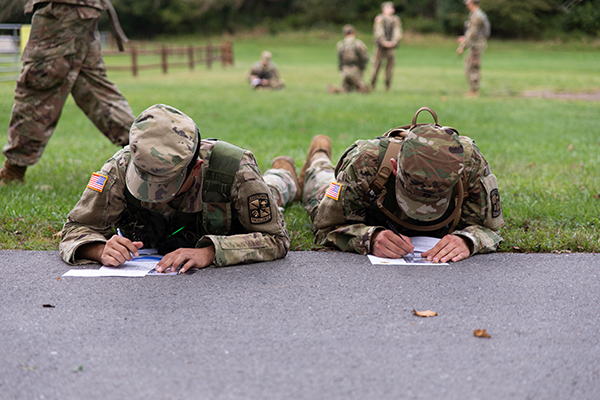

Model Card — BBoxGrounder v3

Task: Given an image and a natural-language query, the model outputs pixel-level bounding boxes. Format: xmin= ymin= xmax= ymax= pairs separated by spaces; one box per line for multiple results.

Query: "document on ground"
xmin=63 ymin=252 xmax=181 ymax=277
xmin=367 ymin=236 xmax=449 ymax=266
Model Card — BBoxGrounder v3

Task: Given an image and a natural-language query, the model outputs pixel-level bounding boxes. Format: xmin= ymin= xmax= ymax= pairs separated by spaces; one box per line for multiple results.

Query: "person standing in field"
xmin=247 ymin=51 xmax=285 ymax=90
xmin=329 ymin=24 xmax=370 ymax=94
xmin=0 ymin=0 xmax=135 ymax=186
xmin=456 ymin=0 xmax=491 ymax=97
xmin=370 ymin=1 xmax=403 ymax=92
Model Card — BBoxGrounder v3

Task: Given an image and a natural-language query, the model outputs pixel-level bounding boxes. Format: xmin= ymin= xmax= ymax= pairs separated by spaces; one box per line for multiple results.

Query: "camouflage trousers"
xmin=370 ymin=46 xmax=395 ymax=88
xmin=465 ymin=45 xmax=484 ymax=92
xmin=340 ymin=65 xmax=368 ymax=93
xmin=263 ymin=168 xmax=298 ymax=208
xmin=3 ymin=2 xmax=135 ymax=167
xmin=264 ymin=153 xmax=334 ymax=221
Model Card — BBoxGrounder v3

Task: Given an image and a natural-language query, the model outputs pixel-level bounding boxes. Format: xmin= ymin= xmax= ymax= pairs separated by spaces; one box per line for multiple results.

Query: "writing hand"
xmin=372 ymin=230 xmax=414 ymax=259
xmin=100 ymin=235 xmax=143 ymax=267
xmin=155 ymin=246 xmax=216 ymax=274
xmin=421 ymin=234 xmax=470 ymax=263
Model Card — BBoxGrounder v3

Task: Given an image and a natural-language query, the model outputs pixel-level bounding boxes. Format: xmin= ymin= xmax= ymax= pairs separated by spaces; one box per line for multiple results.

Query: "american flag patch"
xmin=87 ymin=173 xmax=108 ymax=192
xmin=325 ymin=182 xmax=342 ymax=201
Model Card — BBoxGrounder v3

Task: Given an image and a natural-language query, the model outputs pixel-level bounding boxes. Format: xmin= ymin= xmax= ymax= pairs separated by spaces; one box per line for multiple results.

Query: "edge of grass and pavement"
xmin=0 ymin=32 xmax=599 ymax=253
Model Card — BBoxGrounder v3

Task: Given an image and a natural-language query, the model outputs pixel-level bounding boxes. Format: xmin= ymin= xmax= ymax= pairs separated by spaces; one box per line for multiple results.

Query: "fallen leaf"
xmin=413 ymin=309 xmax=438 ymax=317
xmin=473 ymin=329 xmax=491 ymax=338
xmin=568 ymin=144 xmax=574 ymax=151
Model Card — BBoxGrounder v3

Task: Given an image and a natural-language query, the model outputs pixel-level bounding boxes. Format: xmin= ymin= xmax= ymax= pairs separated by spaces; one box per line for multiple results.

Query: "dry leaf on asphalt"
xmin=413 ymin=309 xmax=438 ymax=317
xmin=473 ymin=329 xmax=491 ymax=338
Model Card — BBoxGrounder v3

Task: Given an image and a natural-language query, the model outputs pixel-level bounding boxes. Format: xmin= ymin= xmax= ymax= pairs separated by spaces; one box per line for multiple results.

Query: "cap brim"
xmin=395 ymin=176 xmax=454 ymax=222
xmin=125 ymin=160 xmax=186 ymax=203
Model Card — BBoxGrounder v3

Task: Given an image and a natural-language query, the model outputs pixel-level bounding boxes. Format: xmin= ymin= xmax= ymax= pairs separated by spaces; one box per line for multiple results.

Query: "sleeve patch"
xmin=490 ymin=188 xmax=501 ymax=218
xmin=325 ymin=182 xmax=342 ymax=201
xmin=248 ymin=193 xmax=272 ymax=224
xmin=87 ymin=173 xmax=108 ymax=193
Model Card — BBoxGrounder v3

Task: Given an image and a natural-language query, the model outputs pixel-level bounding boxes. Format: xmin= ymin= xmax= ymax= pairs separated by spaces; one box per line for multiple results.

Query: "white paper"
xmin=62 ymin=252 xmax=176 ymax=277
xmin=367 ymin=236 xmax=449 ymax=266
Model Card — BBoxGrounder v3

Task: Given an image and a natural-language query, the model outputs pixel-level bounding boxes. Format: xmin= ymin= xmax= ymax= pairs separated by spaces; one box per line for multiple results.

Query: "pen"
xmin=167 ymin=226 xmax=185 ymax=238
xmin=386 ymin=221 xmax=415 ymax=261
xmin=116 ymin=228 xmax=134 ymax=259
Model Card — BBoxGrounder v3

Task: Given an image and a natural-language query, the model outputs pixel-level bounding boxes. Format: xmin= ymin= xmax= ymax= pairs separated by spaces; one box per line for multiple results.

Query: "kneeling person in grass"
xmin=59 ymin=104 xmax=291 ymax=273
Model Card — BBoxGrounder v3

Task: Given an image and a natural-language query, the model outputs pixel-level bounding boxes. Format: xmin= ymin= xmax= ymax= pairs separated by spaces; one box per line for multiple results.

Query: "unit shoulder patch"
xmin=87 ymin=173 xmax=108 ymax=193
xmin=490 ymin=188 xmax=501 ymax=218
xmin=248 ymin=193 xmax=272 ymax=224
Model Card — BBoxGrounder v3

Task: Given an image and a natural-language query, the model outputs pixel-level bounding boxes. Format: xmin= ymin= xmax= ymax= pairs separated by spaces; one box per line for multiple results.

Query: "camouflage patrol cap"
xmin=464 ymin=0 xmax=480 ymax=4
xmin=343 ymin=24 xmax=355 ymax=35
xmin=395 ymin=126 xmax=464 ymax=222
xmin=381 ymin=1 xmax=394 ymax=9
xmin=126 ymin=104 xmax=200 ymax=203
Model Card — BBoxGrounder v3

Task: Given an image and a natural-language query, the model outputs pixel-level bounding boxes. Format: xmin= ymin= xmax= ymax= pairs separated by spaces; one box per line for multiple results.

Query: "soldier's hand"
xmin=155 ymin=246 xmax=216 ymax=274
xmin=100 ymin=235 xmax=143 ymax=267
xmin=422 ymin=234 xmax=470 ymax=263
xmin=371 ymin=230 xmax=414 ymax=259
xmin=457 ymin=47 xmax=464 ymax=55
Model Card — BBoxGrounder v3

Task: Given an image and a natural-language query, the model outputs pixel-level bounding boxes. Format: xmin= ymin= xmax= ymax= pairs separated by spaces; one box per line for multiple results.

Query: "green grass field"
xmin=1 ymin=31 xmax=599 ymax=253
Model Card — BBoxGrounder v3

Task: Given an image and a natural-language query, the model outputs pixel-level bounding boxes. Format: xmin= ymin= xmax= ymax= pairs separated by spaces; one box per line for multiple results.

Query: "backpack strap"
xmin=367 ymin=106 xmax=466 ymax=233
xmin=202 ymin=140 xmax=245 ymax=234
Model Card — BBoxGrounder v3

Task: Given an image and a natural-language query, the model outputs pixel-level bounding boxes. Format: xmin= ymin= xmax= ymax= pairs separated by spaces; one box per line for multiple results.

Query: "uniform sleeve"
xmin=452 ymin=138 xmax=504 ymax=254
xmin=461 ymin=12 xmax=483 ymax=50
xmin=391 ymin=16 xmax=403 ymax=45
xmin=357 ymin=40 xmax=370 ymax=70
xmin=311 ymin=142 xmax=382 ymax=255
xmin=59 ymin=157 xmax=128 ymax=265
xmin=373 ymin=15 xmax=385 ymax=45
xmin=198 ymin=151 xmax=290 ymax=267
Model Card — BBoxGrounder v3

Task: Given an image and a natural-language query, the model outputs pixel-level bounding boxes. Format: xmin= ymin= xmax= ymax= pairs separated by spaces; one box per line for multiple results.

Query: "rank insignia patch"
xmin=490 ymin=188 xmax=502 ymax=218
xmin=325 ymin=182 xmax=342 ymax=201
xmin=87 ymin=173 xmax=108 ymax=193
xmin=248 ymin=193 xmax=272 ymax=224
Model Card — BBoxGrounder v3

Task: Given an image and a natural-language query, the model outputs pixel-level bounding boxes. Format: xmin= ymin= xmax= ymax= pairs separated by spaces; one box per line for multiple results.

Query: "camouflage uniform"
xmin=459 ymin=6 xmax=490 ymax=92
xmin=247 ymin=56 xmax=285 ymax=90
xmin=3 ymin=0 xmax=134 ymax=167
xmin=60 ymin=104 xmax=289 ymax=267
xmin=370 ymin=9 xmax=402 ymax=90
xmin=278 ymin=123 xmax=503 ymax=257
xmin=336 ymin=35 xmax=370 ymax=93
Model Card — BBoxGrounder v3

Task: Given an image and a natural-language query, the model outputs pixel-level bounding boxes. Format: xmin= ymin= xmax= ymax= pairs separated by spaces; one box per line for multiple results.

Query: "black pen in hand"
xmin=386 ymin=221 xmax=415 ymax=261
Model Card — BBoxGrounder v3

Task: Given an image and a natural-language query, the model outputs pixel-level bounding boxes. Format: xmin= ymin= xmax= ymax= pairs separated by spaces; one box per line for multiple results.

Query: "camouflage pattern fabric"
xmin=247 ymin=60 xmax=285 ymax=89
xmin=263 ymin=168 xmax=298 ymax=207
xmin=309 ymin=137 xmax=503 ymax=256
xmin=336 ymin=37 xmax=369 ymax=92
xmin=3 ymin=1 xmax=134 ymax=167
xmin=126 ymin=104 xmax=199 ymax=203
xmin=59 ymin=140 xmax=290 ymax=267
xmin=26 ymin=1 xmax=106 ymax=14
xmin=459 ymin=7 xmax=489 ymax=92
xmin=371 ymin=13 xmax=402 ymax=88
xmin=395 ymin=126 xmax=465 ymax=221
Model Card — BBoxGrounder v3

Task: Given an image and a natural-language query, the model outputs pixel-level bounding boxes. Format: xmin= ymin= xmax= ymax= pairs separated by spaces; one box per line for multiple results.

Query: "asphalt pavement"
xmin=1 ymin=250 xmax=599 ymax=400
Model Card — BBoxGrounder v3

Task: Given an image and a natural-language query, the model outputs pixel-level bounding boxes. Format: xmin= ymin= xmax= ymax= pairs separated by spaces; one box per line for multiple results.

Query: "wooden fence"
xmin=103 ymin=40 xmax=234 ymax=77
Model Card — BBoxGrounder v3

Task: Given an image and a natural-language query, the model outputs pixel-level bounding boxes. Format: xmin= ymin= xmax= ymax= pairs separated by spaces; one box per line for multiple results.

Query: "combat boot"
xmin=0 ymin=160 xmax=26 ymax=186
xmin=272 ymin=156 xmax=301 ymax=202
xmin=299 ymin=135 xmax=332 ymax=192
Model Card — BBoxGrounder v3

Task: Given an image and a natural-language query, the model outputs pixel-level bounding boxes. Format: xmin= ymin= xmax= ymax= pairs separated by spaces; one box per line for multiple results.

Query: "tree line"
xmin=1 ymin=0 xmax=598 ymax=39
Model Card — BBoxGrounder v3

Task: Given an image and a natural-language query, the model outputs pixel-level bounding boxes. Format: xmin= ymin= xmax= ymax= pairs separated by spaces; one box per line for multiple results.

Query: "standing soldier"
xmin=370 ymin=2 xmax=403 ymax=91
xmin=457 ymin=0 xmax=491 ymax=97
xmin=329 ymin=24 xmax=370 ymax=94
xmin=247 ymin=51 xmax=285 ymax=90
xmin=0 ymin=0 xmax=135 ymax=186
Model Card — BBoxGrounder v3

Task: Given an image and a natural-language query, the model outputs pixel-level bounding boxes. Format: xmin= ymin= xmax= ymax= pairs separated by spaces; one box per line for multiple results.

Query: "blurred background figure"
xmin=247 ymin=50 xmax=285 ymax=90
